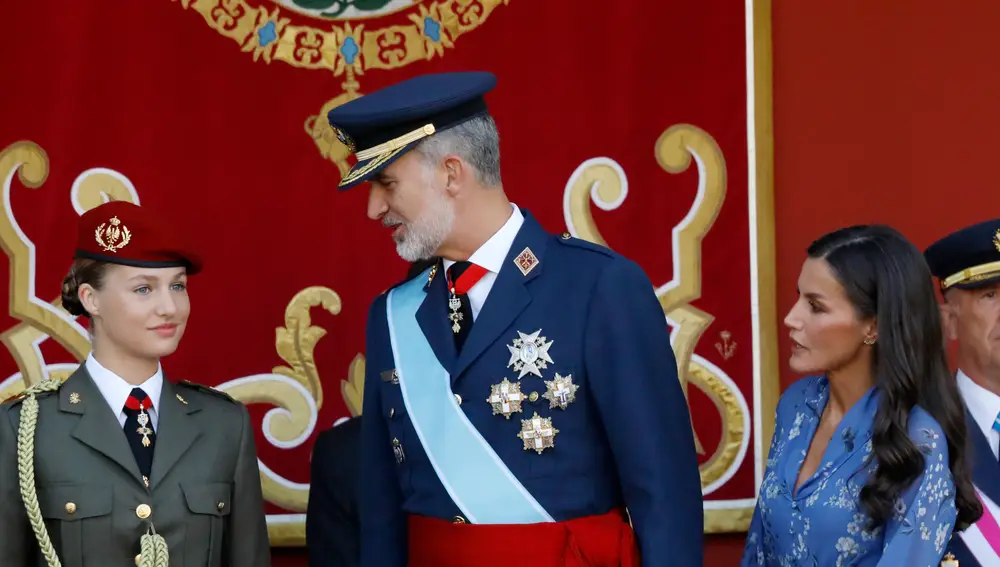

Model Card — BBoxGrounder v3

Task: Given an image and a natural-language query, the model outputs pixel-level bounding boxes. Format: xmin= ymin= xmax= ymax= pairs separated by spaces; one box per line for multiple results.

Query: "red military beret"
xmin=74 ymin=201 xmax=203 ymax=275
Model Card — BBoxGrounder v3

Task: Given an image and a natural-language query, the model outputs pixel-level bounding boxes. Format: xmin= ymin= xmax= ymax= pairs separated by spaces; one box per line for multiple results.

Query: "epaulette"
xmin=0 ymin=392 xmax=25 ymax=406
xmin=382 ymin=262 xmax=438 ymax=295
xmin=176 ymin=380 xmax=239 ymax=404
xmin=554 ymin=232 xmax=615 ymax=257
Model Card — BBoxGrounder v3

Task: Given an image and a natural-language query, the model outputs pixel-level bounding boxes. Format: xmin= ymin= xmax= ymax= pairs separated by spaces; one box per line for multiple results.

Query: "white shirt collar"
xmin=85 ymin=353 xmax=164 ymax=414
xmin=957 ymin=368 xmax=1000 ymax=439
xmin=443 ymin=203 xmax=523 ymax=275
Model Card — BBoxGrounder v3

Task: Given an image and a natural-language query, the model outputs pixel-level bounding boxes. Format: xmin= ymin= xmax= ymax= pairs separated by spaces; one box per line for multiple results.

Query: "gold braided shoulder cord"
xmin=16 ymin=379 xmax=169 ymax=567
xmin=17 ymin=379 xmax=64 ymax=567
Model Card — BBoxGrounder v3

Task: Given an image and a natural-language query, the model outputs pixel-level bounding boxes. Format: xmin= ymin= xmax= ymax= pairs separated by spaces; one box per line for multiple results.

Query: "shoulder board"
xmin=1 ymin=392 xmax=26 ymax=406
xmin=176 ymin=381 xmax=239 ymax=404
xmin=384 ymin=262 xmax=438 ymax=294
xmin=1 ymin=383 xmax=61 ymax=406
xmin=554 ymin=232 xmax=615 ymax=257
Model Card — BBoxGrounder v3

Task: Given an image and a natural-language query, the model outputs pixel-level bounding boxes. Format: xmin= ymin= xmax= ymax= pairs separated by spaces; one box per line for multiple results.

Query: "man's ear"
xmin=442 ymin=155 xmax=466 ymax=195
xmin=940 ymin=296 xmax=960 ymax=342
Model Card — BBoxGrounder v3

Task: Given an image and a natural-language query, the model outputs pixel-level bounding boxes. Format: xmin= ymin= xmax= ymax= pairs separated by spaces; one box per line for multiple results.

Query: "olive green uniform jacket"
xmin=0 ymin=365 xmax=271 ymax=567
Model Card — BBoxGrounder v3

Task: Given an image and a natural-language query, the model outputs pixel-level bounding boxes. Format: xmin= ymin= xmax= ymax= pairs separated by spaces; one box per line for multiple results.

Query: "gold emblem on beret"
xmin=95 ymin=216 xmax=132 ymax=253
xmin=993 ymin=228 xmax=1000 ymax=253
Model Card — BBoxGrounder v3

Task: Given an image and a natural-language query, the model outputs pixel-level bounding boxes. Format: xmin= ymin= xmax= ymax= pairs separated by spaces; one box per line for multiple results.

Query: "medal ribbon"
xmin=446 ymin=262 xmax=489 ymax=295
xmin=125 ymin=393 xmax=153 ymax=411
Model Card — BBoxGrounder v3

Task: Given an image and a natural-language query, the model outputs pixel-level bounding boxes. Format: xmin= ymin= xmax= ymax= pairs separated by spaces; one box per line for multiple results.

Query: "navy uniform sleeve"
xmin=307 ymin=428 xmax=359 ymax=567
xmin=584 ymin=257 xmax=704 ymax=565
xmin=359 ymin=296 xmax=408 ymax=567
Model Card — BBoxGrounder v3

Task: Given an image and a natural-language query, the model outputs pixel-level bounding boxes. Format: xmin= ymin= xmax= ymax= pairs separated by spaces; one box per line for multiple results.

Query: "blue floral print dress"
xmin=740 ymin=376 xmax=957 ymax=567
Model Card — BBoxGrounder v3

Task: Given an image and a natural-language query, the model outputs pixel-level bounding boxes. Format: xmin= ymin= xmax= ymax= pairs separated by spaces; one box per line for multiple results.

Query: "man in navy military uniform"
xmin=925 ymin=219 xmax=1000 ymax=567
xmin=327 ymin=71 xmax=703 ymax=567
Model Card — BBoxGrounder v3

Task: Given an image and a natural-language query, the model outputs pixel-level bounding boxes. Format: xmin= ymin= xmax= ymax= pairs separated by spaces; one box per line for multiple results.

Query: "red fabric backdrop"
xmin=0 ymin=0 xmax=776 ymax=556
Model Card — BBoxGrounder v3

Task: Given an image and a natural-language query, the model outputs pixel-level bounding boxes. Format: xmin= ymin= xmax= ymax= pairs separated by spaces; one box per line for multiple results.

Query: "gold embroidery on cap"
xmin=993 ymin=228 xmax=1000 ymax=253
xmin=95 ymin=216 xmax=132 ymax=253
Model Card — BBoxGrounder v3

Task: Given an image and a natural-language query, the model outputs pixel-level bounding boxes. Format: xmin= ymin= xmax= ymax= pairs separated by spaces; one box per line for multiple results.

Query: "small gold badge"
xmin=94 ymin=216 xmax=132 ymax=253
xmin=176 ymin=394 xmax=187 ymax=405
xmin=69 ymin=392 xmax=81 ymax=404
xmin=517 ymin=412 xmax=559 ymax=455
xmin=427 ymin=264 xmax=438 ymax=286
xmin=940 ymin=552 xmax=959 ymax=567
xmin=332 ymin=126 xmax=356 ymax=153
xmin=506 ymin=329 xmax=554 ymax=379
xmin=487 ymin=378 xmax=525 ymax=419
xmin=513 ymin=247 xmax=539 ymax=276
xmin=543 ymin=373 xmax=579 ymax=410
xmin=143 ymin=475 xmax=150 ymax=489
xmin=993 ymin=229 xmax=1000 ymax=253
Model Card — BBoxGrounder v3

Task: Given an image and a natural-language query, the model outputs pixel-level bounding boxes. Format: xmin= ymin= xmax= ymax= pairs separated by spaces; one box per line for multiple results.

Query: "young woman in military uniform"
xmin=0 ymin=200 xmax=271 ymax=567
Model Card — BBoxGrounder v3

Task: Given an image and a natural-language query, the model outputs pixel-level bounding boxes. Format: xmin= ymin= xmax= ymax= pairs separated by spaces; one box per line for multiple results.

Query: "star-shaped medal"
xmin=542 ymin=373 xmax=579 ymax=410
xmin=487 ymin=378 xmax=525 ymax=419
xmin=506 ymin=329 xmax=554 ymax=379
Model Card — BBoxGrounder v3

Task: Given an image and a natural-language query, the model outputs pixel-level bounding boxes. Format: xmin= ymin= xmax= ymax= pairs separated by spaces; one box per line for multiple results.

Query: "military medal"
xmin=542 ymin=373 xmax=578 ymax=410
xmin=448 ymin=293 xmax=464 ymax=334
xmin=487 ymin=378 xmax=525 ymax=419
xmin=445 ymin=262 xmax=488 ymax=334
xmin=506 ymin=329 xmax=554 ymax=379
xmin=136 ymin=403 xmax=153 ymax=447
xmin=517 ymin=412 xmax=559 ymax=455
xmin=392 ymin=438 xmax=406 ymax=464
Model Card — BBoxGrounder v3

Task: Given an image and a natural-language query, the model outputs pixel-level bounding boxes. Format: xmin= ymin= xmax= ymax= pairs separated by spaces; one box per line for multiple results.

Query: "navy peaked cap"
xmin=924 ymin=218 xmax=1000 ymax=290
xmin=327 ymin=71 xmax=498 ymax=190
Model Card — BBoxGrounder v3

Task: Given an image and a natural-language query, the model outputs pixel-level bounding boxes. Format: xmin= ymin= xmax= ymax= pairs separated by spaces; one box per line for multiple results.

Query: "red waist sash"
xmin=407 ymin=509 xmax=640 ymax=567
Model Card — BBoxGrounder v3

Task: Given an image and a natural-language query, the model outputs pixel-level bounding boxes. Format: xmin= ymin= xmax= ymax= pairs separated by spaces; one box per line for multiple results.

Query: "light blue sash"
xmin=386 ymin=273 xmax=553 ymax=525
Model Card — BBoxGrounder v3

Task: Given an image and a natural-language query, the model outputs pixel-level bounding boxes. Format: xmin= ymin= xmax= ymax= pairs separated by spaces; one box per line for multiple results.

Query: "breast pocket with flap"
xmin=181 ymin=481 xmax=232 ymax=567
xmin=37 ymin=483 xmax=113 ymax=567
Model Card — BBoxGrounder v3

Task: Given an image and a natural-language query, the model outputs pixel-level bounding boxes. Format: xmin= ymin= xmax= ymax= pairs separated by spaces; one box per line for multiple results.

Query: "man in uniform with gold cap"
xmin=327 ymin=71 xmax=704 ymax=566
xmin=925 ymin=219 xmax=1000 ymax=567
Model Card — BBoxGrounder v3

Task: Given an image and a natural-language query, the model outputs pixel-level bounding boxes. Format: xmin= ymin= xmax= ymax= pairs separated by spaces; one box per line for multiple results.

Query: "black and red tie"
xmin=446 ymin=261 xmax=488 ymax=351
xmin=123 ymin=387 xmax=156 ymax=483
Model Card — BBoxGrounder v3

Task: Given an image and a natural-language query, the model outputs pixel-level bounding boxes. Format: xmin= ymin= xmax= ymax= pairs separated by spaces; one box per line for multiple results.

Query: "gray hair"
xmin=414 ymin=114 xmax=502 ymax=187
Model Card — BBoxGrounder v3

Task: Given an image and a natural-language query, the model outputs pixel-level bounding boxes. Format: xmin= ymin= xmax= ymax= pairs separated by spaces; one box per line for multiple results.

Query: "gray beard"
xmin=393 ymin=191 xmax=454 ymax=262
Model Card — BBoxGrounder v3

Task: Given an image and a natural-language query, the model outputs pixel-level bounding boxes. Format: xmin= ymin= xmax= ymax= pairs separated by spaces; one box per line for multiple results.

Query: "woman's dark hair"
xmin=60 ymin=259 xmax=111 ymax=317
xmin=807 ymin=225 xmax=981 ymax=531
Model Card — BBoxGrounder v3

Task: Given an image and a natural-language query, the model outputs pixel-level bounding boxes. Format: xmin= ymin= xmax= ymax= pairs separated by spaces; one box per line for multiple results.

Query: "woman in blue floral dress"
xmin=741 ymin=225 xmax=982 ymax=567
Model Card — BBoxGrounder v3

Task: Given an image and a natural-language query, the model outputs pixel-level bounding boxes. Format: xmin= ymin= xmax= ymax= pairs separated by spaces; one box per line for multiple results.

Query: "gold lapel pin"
xmin=176 ymin=394 xmax=187 ymax=405
xmin=69 ymin=392 xmax=81 ymax=404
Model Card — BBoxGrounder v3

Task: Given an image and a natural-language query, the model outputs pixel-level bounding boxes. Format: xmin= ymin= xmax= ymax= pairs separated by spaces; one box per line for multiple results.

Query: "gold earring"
xmin=863 ymin=337 xmax=876 ymax=346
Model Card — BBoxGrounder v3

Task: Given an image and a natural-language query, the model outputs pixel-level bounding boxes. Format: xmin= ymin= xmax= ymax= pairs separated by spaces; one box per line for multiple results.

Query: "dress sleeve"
xmin=739 ymin=383 xmax=797 ymax=567
xmin=875 ymin=426 xmax=957 ymax=567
